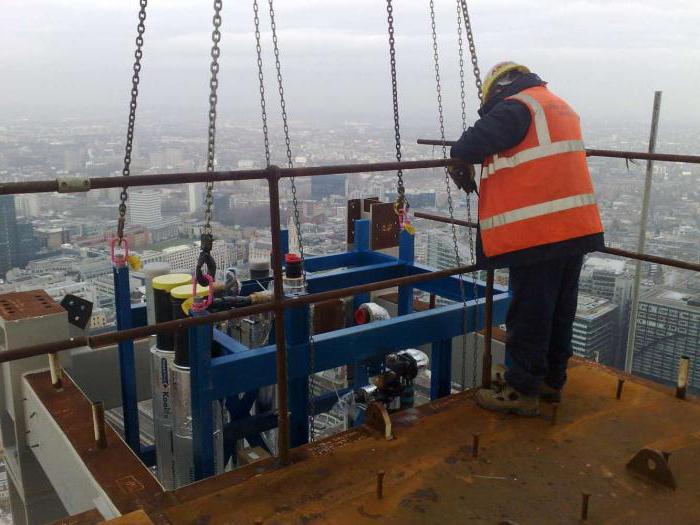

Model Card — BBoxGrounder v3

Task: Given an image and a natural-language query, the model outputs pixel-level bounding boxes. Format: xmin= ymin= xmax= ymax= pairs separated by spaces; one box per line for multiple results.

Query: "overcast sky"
xmin=2 ymin=0 xmax=699 ymax=132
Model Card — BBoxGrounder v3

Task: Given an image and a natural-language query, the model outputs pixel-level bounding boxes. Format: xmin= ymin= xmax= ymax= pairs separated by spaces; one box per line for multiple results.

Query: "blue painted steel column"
xmin=189 ymin=309 xmax=215 ymax=480
xmin=113 ymin=263 xmax=140 ymax=453
xmin=285 ymin=306 xmax=310 ymax=446
xmin=280 ymin=229 xmax=289 ymax=256
xmin=431 ymin=338 xmax=452 ymax=400
xmin=352 ymin=220 xmax=371 ymax=310
xmin=398 ymin=229 xmax=415 ymax=315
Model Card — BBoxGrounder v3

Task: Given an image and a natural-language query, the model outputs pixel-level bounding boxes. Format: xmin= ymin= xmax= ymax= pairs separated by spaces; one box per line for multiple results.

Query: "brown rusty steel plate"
xmin=0 ymin=290 xmax=65 ymax=321
xmin=370 ymin=201 xmax=399 ymax=250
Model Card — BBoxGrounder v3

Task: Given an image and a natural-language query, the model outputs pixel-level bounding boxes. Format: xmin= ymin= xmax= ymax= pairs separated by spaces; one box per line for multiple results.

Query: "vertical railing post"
xmin=190 ymin=308 xmax=214 ymax=480
xmin=268 ymin=166 xmax=290 ymax=465
xmin=625 ymin=91 xmax=662 ymax=373
xmin=397 ymin=229 xmax=414 ymax=315
xmin=113 ymin=261 xmax=140 ymax=453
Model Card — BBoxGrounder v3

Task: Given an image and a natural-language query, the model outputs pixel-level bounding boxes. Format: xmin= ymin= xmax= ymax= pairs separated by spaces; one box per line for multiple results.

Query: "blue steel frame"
xmin=117 ymin=219 xmax=509 ymax=478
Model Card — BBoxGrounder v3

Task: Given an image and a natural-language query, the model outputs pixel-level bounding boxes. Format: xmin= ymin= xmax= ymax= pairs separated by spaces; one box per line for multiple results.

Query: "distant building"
xmin=188 ymin=183 xmax=202 ymax=214
xmin=14 ymin=222 xmax=39 ymax=269
xmin=579 ymin=256 xmax=633 ymax=367
xmin=128 ymin=190 xmax=163 ymax=226
xmin=572 ymin=293 xmax=618 ymax=364
xmin=632 ymin=288 xmax=700 ymax=392
xmin=0 ymin=195 xmax=17 ymax=276
xmin=311 ymin=175 xmax=346 ymax=201
xmin=386 ymin=190 xmax=437 ymax=210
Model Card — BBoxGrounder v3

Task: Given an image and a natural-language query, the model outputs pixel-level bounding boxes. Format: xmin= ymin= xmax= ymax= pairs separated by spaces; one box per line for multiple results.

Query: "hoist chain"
xmin=456 ymin=1 xmax=467 ymax=132
xmin=459 ymin=0 xmax=483 ymax=102
xmin=459 ymin=0 xmax=484 ymax=388
xmin=385 ymin=0 xmax=407 ymax=213
xmin=197 ymin=0 xmax=223 ymax=286
xmin=117 ymin=0 xmax=147 ymax=245
xmin=253 ymin=0 xmax=271 ymax=167
xmin=429 ymin=0 xmax=470 ymax=391
xmin=266 ymin=0 xmax=318 ymax=442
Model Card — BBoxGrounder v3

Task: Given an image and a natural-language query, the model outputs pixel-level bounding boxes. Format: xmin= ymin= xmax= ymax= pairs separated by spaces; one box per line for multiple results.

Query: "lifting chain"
xmin=196 ymin=0 xmax=223 ymax=287
xmin=385 ymin=0 xmax=409 ymax=226
xmin=429 ymin=0 xmax=471 ymax=391
xmin=266 ymin=0 xmax=319 ymax=442
xmin=117 ymin=0 xmax=148 ymax=245
xmin=458 ymin=0 xmax=484 ymax=388
xmin=455 ymin=1 xmax=467 ymax=133
xmin=459 ymin=0 xmax=483 ymax=103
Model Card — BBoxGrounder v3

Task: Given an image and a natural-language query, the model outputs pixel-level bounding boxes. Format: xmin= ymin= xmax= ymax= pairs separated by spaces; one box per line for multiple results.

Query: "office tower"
xmin=0 ymin=196 xmax=18 ymax=277
xmin=632 ymin=287 xmax=700 ymax=391
xmin=128 ymin=190 xmax=163 ymax=226
xmin=572 ymin=293 xmax=619 ymax=365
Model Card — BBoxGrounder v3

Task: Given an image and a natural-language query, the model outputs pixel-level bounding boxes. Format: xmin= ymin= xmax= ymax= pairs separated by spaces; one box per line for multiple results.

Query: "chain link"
xmin=429 ymin=0 xmax=471 ymax=391
xmin=117 ymin=0 xmax=148 ymax=244
xmin=266 ymin=0 xmax=318 ymax=442
xmin=385 ymin=0 xmax=406 ymax=212
xmin=253 ymin=0 xmax=271 ymax=168
xmin=460 ymin=0 xmax=483 ymax=103
xmin=202 ymin=0 xmax=223 ymax=237
xmin=459 ymin=0 xmax=484 ymax=388
xmin=456 ymin=1 xmax=467 ymax=133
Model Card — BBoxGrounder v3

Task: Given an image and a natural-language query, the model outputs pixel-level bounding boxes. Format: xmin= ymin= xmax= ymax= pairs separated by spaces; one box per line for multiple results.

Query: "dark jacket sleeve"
xmin=450 ymin=100 xmax=531 ymax=164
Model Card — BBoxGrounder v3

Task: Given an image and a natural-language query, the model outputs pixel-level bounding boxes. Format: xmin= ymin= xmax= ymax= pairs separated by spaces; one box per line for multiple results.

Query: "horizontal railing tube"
xmin=416 ymin=138 xmax=700 ymax=165
xmin=0 ymin=159 xmax=463 ymax=197
xmin=412 ymin=211 xmax=700 ymax=273
xmin=0 ymin=263 xmax=479 ymax=364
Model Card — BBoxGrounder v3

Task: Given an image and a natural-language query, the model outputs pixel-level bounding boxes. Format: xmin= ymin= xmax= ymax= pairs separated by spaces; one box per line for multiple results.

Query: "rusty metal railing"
xmin=415 ymin=139 xmax=700 ymax=165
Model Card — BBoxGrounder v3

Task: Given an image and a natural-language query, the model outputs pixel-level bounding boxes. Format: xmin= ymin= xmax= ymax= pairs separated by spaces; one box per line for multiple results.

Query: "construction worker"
xmin=449 ymin=62 xmax=604 ymax=416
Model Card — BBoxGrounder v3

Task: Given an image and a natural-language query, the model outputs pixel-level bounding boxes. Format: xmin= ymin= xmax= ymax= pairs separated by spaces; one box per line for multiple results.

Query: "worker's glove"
xmin=448 ymin=163 xmax=477 ymax=194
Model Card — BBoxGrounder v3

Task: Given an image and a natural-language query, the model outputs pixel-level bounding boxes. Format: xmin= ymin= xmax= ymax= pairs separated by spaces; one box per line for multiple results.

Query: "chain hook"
xmin=191 ymin=273 xmax=214 ymax=312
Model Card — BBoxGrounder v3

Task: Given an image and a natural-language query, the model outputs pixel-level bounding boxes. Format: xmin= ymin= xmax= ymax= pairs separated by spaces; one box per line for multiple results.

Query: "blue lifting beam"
xmin=124 ymin=219 xmax=509 ymax=481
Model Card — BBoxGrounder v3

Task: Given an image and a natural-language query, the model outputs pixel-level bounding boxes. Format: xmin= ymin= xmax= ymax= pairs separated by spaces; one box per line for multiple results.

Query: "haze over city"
xmin=2 ymin=0 xmax=700 ymax=130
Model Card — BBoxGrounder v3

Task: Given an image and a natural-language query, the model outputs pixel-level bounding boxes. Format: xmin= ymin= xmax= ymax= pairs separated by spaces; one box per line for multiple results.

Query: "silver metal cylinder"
xmin=170 ymin=364 xmax=224 ymax=488
xmin=143 ymin=262 xmax=171 ymax=326
xmin=150 ymin=346 xmax=176 ymax=490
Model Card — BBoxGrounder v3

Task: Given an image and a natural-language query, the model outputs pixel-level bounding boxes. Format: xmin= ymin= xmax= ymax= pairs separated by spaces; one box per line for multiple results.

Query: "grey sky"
xmin=2 ymin=0 xmax=699 ymax=132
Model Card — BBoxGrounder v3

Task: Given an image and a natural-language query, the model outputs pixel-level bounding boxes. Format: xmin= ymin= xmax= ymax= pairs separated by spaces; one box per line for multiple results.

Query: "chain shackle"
xmin=117 ymin=0 xmax=148 ymax=245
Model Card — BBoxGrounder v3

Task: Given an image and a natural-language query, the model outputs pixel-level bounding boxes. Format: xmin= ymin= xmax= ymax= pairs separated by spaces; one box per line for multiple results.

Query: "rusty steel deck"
xmin=37 ymin=360 xmax=700 ymax=525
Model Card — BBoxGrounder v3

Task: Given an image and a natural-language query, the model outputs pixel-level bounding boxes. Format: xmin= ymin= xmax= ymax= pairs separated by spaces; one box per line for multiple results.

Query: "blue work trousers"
xmin=504 ymin=254 xmax=584 ymax=396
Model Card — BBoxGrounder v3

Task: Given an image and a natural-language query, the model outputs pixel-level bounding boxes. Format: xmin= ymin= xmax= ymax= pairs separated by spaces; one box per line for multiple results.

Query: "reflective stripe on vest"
xmin=480 ymin=192 xmax=597 ymax=231
xmin=483 ymin=139 xmax=585 ymax=178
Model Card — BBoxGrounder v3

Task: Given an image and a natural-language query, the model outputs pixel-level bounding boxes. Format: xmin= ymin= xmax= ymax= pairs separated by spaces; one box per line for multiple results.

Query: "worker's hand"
xmin=448 ymin=163 xmax=477 ymax=194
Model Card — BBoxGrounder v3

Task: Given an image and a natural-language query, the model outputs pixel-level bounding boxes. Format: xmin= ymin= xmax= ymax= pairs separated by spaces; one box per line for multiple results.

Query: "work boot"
xmin=539 ymin=383 xmax=562 ymax=403
xmin=475 ymin=384 xmax=540 ymax=416
xmin=491 ymin=364 xmax=507 ymax=390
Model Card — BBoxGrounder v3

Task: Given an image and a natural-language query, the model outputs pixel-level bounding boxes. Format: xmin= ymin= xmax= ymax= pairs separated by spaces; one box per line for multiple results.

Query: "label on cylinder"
xmin=151 ymin=346 xmax=176 ymax=490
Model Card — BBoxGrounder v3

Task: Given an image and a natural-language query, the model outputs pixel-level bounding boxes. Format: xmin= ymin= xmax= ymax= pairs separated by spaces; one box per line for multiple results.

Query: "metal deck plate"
xmin=146 ymin=361 xmax=700 ymax=524
xmin=38 ymin=360 xmax=700 ymax=524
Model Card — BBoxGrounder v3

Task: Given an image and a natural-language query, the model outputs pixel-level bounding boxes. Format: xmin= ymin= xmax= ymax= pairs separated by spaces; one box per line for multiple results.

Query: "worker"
xmin=448 ymin=62 xmax=604 ymax=416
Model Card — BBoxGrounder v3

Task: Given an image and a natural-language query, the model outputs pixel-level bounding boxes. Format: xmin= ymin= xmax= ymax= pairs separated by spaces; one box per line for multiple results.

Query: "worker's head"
xmin=482 ymin=61 xmax=530 ymax=105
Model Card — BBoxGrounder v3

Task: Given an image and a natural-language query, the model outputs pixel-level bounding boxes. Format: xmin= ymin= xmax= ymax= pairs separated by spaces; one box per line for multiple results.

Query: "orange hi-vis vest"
xmin=479 ymin=86 xmax=604 ymax=257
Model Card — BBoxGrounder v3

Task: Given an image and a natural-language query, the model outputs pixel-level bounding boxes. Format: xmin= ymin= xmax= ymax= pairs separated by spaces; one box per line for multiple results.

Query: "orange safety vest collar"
xmin=479 ymin=86 xmax=604 ymax=257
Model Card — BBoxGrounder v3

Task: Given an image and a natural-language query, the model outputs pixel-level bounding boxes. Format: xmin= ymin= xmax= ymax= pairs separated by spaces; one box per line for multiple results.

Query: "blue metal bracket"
xmin=113 ymin=265 xmax=140 ymax=454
